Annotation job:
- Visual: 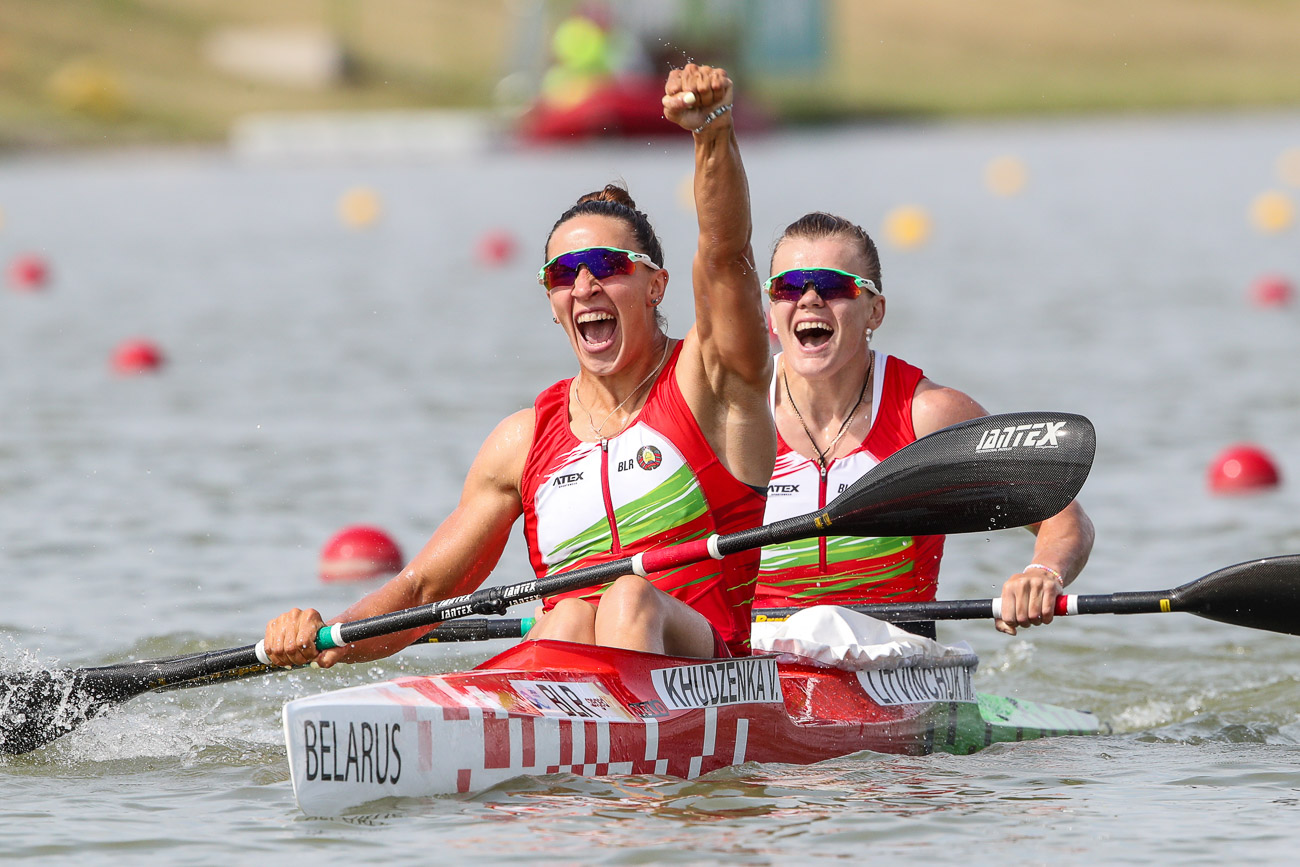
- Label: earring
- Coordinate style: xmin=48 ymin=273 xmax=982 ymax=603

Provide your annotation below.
xmin=865 ymin=327 xmax=873 ymax=343
xmin=652 ymin=297 xmax=661 ymax=306
xmin=553 ymin=316 xmax=559 ymax=324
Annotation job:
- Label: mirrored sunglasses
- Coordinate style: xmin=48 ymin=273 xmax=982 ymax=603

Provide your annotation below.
xmin=538 ymin=246 xmax=661 ymax=291
xmin=765 ymin=267 xmax=880 ymax=303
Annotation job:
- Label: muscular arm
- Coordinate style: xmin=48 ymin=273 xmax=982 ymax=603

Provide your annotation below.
xmin=912 ymin=379 xmax=1094 ymax=634
xmin=663 ymin=64 xmax=775 ymax=487
xmin=263 ymin=409 xmax=532 ymax=667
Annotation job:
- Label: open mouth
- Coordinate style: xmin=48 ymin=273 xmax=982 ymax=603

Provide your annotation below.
xmin=576 ymin=310 xmax=618 ymax=348
xmin=795 ymin=320 xmax=834 ymax=349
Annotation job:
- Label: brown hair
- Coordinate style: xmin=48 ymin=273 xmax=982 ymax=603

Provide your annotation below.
xmin=771 ymin=212 xmax=882 ymax=293
xmin=545 ymin=183 xmax=665 ymax=269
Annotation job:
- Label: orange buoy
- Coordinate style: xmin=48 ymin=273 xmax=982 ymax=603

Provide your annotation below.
xmin=984 ymin=155 xmax=1028 ymax=197
xmin=1207 ymin=444 xmax=1281 ymax=494
xmin=111 ymin=339 xmax=165 ymax=375
xmin=320 ymin=525 xmax=404 ymax=582
xmin=1249 ymin=190 xmax=1294 ymax=234
xmin=883 ymin=205 xmax=932 ymax=250
xmin=8 ymin=254 xmax=49 ymax=291
xmin=1249 ymin=274 xmax=1294 ymax=308
xmin=338 ymin=187 xmax=382 ymax=229
xmin=476 ymin=229 xmax=518 ymax=267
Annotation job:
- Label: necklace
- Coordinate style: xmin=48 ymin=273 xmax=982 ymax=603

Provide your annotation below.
xmin=574 ymin=338 xmax=672 ymax=441
xmin=782 ymin=353 xmax=873 ymax=472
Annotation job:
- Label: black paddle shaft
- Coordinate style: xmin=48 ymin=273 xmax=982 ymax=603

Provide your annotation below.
xmin=754 ymin=555 xmax=1300 ymax=637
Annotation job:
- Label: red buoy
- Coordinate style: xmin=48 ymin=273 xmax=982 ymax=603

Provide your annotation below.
xmin=1249 ymin=274 xmax=1294 ymax=308
xmin=476 ymin=229 xmax=518 ymax=267
xmin=111 ymin=339 xmax=165 ymax=375
xmin=1207 ymin=444 xmax=1281 ymax=494
xmin=7 ymin=254 xmax=49 ymax=291
xmin=320 ymin=525 xmax=404 ymax=582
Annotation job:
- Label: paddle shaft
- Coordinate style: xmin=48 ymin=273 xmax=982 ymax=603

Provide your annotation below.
xmin=95 ymin=581 xmax=1290 ymax=696
xmin=272 ymin=550 xmax=1300 ymax=659
xmin=864 ymin=589 xmax=1207 ymax=622
xmin=406 ymin=586 xmax=1263 ymax=638
xmin=405 ymin=590 xmax=1181 ymax=638
xmin=127 ymin=548 xmax=1300 ymax=701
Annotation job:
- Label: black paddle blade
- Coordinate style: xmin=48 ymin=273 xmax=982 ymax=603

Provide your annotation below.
xmin=1171 ymin=555 xmax=1300 ymax=636
xmin=1 ymin=645 xmax=268 ymax=754
xmin=824 ymin=412 xmax=1095 ymax=537
xmin=1 ymin=670 xmax=120 ymax=755
xmin=0 ymin=661 xmax=177 ymax=755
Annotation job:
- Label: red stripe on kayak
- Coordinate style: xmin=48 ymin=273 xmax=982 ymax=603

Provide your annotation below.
xmin=584 ymin=721 xmax=599 ymax=765
xmin=558 ymin=719 xmax=573 ymax=766
xmin=640 ymin=538 xmax=711 ymax=573
xmin=522 ymin=717 xmax=536 ymax=767
xmin=483 ymin=716 xmax=512 ymax=769
xmin=441 ymin=706 xmax=470 ymax=721
xmin=456 ymin=768 xmax=471 ymax=793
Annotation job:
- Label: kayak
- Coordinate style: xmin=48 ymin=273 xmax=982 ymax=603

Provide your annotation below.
xmin=283 ymin=637 xmax=1104 ymax=816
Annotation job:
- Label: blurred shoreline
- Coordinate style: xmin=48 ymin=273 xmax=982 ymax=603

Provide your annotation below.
xmin=6 ymin=104 xmax=1300 ymax=168
xmin=6 ymin=0 xmax=1300 ymax=155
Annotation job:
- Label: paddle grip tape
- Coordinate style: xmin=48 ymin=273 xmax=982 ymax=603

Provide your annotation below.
xmin=991 ymin=595 xmax=1077 ymax=621
xmin=317 ymin=623 xmax=346 ymax=650
xmin=630 ymin=535 xmax=722 ymax=577
xmin=252 ymin=624 xmax=347 ymax=666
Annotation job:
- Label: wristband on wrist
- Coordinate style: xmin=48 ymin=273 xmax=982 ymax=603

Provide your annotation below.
xmin=693 ymin=103 xmax=733 ymax=134
xmin=1025 ymin=563 xmax=1065 ymax=588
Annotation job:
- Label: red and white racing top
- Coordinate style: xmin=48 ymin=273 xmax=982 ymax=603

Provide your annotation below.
xmin=756 ymin=351 xmax=945 ymax=608
xmin=521 ymin=341 xmax=767 ymax=656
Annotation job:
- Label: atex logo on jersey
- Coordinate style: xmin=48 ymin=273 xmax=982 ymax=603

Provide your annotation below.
xmin=975 ymin=421 xmax=1067 ymax=452
xmin=650 ymin=657 xmax=782 ymax=710
xmin=552 ymin=471 xmax=584 ymax=487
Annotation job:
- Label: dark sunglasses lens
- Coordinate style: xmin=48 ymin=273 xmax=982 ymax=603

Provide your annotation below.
xmin=544 ymin=249 xmax=635 ymax=289
xmin=767 ymin=282 xmax=804 ymax=303
xmin=543 ymin=262 xmax=579 ymax=289
xmin=769 ymin=270 xmax=860 ymax=302
xmin=585 ymin=249 xmax=636 ymax=279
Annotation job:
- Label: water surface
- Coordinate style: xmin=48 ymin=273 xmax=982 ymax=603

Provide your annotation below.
xmin=3 ymin=111 xmax=1300 ymax=864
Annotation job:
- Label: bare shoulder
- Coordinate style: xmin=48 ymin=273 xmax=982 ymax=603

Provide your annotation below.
xmin=486 ymin=407 xmax=537 ymax=449
xmin=468 ymin=407 xmax=536 ymax=496
xmin=912 ymin=378 xmax=989 ymax=438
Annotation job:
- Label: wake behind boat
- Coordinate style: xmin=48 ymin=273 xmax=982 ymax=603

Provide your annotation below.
xmin=283 ymin=616 xmax=1105 ymax=816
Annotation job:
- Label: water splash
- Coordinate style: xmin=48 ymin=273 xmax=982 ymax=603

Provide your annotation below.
xmin=0 ymin=646 xmax=107 ymax=758
xmin=982 ymin=640 xmax=1036 ymax=674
